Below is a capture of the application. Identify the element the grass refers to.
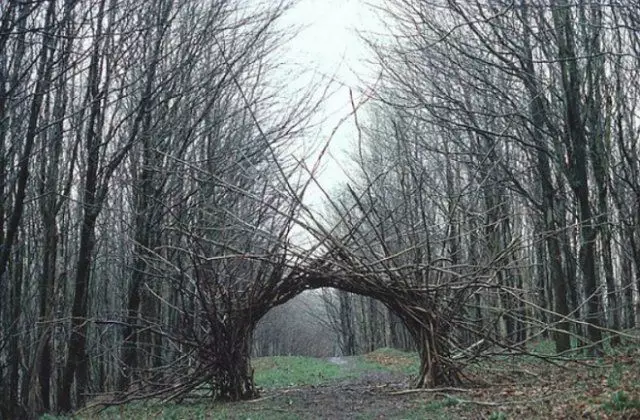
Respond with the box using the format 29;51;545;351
54;401;303;420
360;347;420;375
252;348;421;389
602;390;640;413
607;361;624;388
253;355;344;388
42;338;640;419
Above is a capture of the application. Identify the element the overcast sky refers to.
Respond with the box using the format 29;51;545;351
279;0;383;199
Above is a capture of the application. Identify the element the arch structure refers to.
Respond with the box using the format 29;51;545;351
302;265;463;389
185;255;467;402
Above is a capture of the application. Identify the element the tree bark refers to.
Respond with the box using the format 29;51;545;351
404;313;460;388
0;1;54;285
552;0;603;349
199;322;258;401
58;0;107;409
520;2;572;352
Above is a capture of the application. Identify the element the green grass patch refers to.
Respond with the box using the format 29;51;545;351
528;338;556;355
607;362;624;388
602;390;640;412
253;355;343;388
64;401;302;420
425;396;460;410
360;347;420;375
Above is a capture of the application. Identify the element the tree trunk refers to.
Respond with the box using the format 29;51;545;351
201;324;258;401
58;7;105;404
520;3;571;352
58;216;98;412
552;0;603;349
120;146;153;391
405;314;459;388
35;10;73;406
619;246;635;329
6;237;25;419
338;291;356;356
36;216;57;412
583;6;620;341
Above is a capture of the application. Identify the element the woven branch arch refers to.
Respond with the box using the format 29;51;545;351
296;260;464;390
180;253;466;403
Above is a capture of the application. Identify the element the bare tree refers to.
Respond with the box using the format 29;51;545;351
3;1;640;417
358;0;640;355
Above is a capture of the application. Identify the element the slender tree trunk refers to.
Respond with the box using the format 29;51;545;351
525;91;571;351
59;215;98;411
7;237;25;419
552;0;603;349
58;1;107;408
35;9;74;407
0;1;54;285
534;225;550;336
619;243;635;329
339;291;356;355
37;217;58;412
583;6;620;340
368;298;380;351
519;3;571;352
120;96;156;392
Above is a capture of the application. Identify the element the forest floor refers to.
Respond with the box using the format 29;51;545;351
50;340;640;420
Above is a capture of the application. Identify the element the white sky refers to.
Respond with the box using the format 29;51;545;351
278;0;383;203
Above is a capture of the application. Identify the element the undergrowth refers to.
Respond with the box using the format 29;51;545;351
41;337;640;420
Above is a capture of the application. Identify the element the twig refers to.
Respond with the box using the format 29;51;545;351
394;390;505;407
390;387;470;395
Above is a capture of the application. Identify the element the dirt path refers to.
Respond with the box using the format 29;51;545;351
247;356;417;419
72;348;640;419
239;353;640;419
259;380;414;419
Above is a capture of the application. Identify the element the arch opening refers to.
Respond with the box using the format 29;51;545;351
252;291;339;358
196;274;464;402
252;289;415;359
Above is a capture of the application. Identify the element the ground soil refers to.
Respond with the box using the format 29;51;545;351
238;352;640;419
245;356;417;419
73;347;640;419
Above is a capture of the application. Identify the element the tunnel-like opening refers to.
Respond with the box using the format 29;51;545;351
252;289;414;359
199;272;463;402
252;291;339;358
